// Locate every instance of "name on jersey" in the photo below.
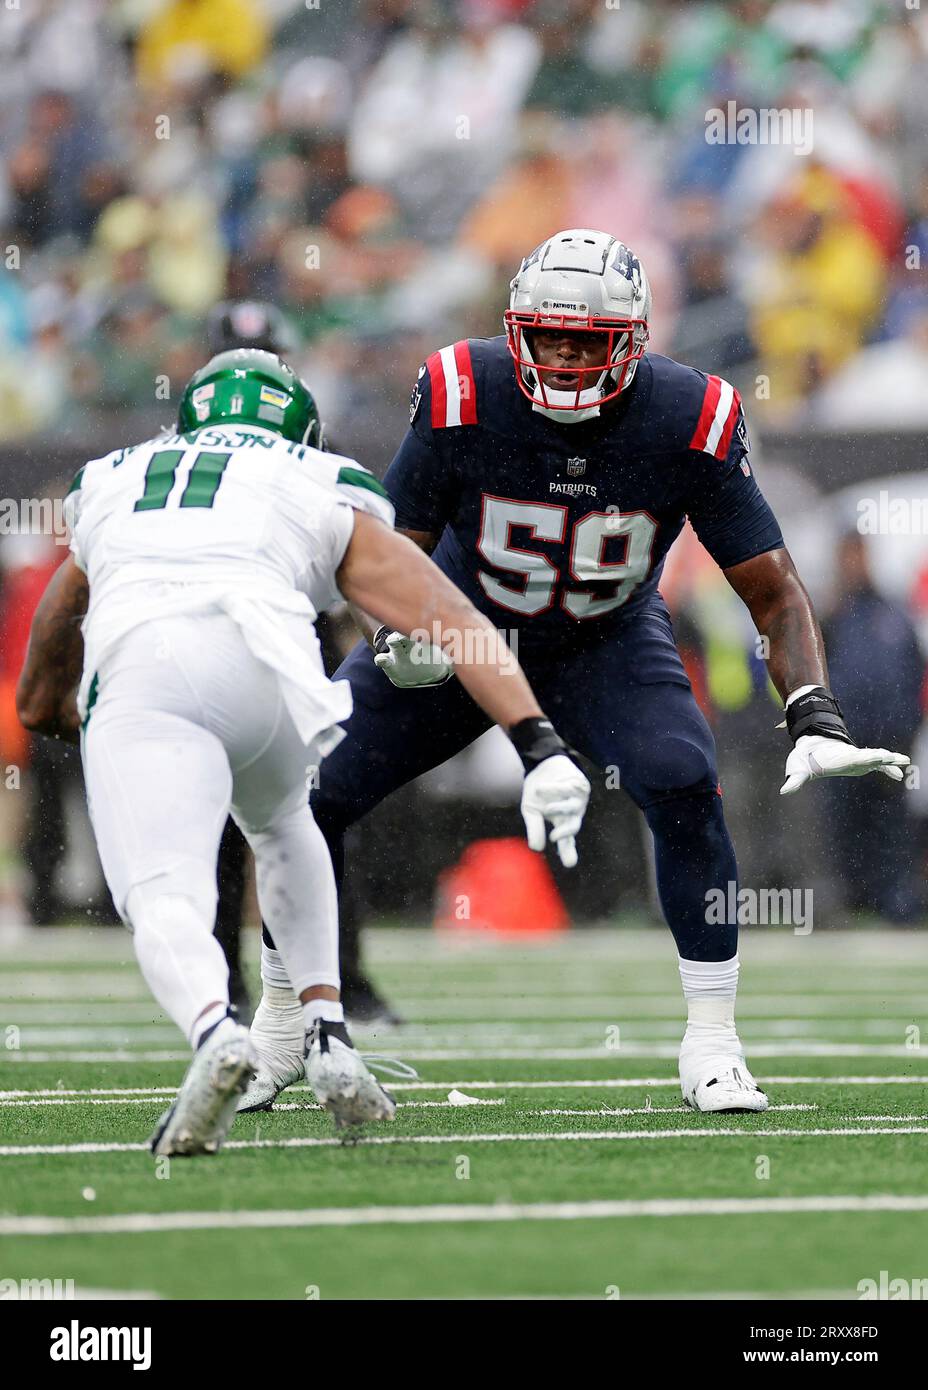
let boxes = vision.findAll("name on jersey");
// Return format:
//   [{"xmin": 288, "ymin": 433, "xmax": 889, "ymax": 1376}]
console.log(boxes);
[{"xmin": 549, "ymin": 481, "xmax": 597, "ymax": 497}]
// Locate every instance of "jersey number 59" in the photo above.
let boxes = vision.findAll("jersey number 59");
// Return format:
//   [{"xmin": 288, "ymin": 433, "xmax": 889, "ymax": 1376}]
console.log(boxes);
[{"xmin": 476, "ymin": 496, "xmax": 657, "ymax": 621}]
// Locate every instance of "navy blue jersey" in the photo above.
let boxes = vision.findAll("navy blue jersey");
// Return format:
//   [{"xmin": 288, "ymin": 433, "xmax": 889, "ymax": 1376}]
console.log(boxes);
[{"xmin": 385, "ymin": 336, "xmax": 783, "ymax": 646}]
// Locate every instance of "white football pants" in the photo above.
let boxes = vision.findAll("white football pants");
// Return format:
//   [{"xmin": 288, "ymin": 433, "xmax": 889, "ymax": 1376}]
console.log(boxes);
[{"xmin": 81, "ymin": 612, "xmax": 340, "ymax": 1045}]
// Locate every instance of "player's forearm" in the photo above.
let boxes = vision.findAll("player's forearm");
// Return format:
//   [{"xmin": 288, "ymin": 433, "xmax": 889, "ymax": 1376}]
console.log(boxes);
[
  {"xmin": 346, "ymin": 602, "xmax": 383, "ymax": 647},
  {"xmin": 339, "ymin": 514, "xmax": 542, "ymax": 728},
  {"xmin": 759, "ymin": 582, "xmax": 828, "ymax": 701},
  {"xmin": 16, "ymin": 558, "xmax": 88, "ymax": 743},
  {"xmin": 347, "ymin": 528, "xmax": 439, "ymax": 647},
  {"xmin": 369, "ymin": 569, "xmax": 542, "ymax": 728},
  {"xmin": 725, "ymin": 547, "xmax": 828, "ymax": 701},
  {"xmin": 436, "ymin": 603, "xmax": 543, "ymax": 729}
]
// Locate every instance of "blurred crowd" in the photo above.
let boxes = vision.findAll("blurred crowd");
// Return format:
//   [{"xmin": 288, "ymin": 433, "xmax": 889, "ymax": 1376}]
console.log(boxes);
[
  {"xmin": 1, "ymin": 0, "xmax": 927, "ymax": 932},
  {"xmin": 1, "ymin": 0, "xmax": 928, "ymax": 444}
]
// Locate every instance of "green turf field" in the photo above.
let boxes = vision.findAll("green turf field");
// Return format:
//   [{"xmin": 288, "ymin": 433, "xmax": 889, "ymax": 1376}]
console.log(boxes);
[{"xmin": 1, "ymin": 925, "xmax": 927, "ymax": 1301}]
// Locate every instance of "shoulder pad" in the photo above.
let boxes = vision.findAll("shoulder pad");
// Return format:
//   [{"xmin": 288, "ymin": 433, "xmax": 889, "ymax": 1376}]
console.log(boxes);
[
  {"xmin": 688, "ymin": 375, "xmax": 743, "ymax": 460},
  {"xmin": 423, "ymin": 341, "xmax": 479, "ymax": 429}
]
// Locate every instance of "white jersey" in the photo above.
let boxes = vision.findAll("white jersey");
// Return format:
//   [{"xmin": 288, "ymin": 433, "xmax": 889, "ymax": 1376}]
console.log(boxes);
[{"xmin": 65, "ymin": 424, "xmax": 394, "ymax": 748}]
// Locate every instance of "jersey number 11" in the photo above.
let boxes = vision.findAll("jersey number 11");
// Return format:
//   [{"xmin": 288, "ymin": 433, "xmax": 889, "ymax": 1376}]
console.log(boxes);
[{"xmin": 134, "ymin": 449, "xmax": 231, "ymax": 513}]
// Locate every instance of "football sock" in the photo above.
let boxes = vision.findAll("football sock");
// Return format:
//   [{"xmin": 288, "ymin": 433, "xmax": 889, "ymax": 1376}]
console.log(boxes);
[
  {"xmin": 303, "ymin": 998, "xmax": 345, "ymax": 1028},
  {"xmin": 644, "ymin": 787, "xmax": 738, "ymax": 960},
  {"xmin": 261, "ymin": 941, "xmax": 296, "ymax": 997},
  {"xmin": 679, "ymin": 955, "xmax": 741, "ymax": 1050},
  {"xmin": 193, "ymin": 1005, "xmax": 236, "ymax": 1050}
]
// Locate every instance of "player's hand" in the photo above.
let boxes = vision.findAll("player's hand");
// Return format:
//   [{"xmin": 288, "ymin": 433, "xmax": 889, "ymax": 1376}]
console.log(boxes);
[
  {"xmin": 780, "ymin": 734, "xmax": 910, "ymax": 796},
  {"xmin": 373, "ymin": 627, "xmax": 453, "ymax": 688},
  {"xmin": 521, "ymin": 753, "xmax": 591, "ymax": 868}
]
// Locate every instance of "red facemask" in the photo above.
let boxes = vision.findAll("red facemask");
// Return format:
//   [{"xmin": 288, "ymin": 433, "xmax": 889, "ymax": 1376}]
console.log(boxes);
[{"xmin": 504, "ymin": 310, "xmax": 649, "ymax": 412}]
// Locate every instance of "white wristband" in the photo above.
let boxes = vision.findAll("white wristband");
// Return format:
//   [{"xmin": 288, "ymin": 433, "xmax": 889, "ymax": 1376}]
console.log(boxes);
[{"xmin": 785, "ymin": 683, "xmax": 820, "ymax": 708}]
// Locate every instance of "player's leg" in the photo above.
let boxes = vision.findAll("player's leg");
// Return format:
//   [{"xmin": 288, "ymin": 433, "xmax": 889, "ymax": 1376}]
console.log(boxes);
[
  {"xmin": 215, "ymin": 819, "xmax": 252, "ymax": 1020},
  {"xmin": 80, "ymin": 647, "xmax": 257, "ymax": 1156},
  {"xmin": 536, "ymin": 612, "xmax": 766, "ymax": 1113},
  {"xmin": 228, "ymin": 663, "xmax": 399, "ymax": 1129},
  {"xmin": 249, "ymin": 637, "xmax": 493, "ymax": 1097}
]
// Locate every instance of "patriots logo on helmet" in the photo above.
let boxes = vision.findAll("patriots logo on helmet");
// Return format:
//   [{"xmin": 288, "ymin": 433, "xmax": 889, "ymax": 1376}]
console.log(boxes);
[{"xmin": 612, "ymin": 243, "xmax": 644, "ymax": 292}]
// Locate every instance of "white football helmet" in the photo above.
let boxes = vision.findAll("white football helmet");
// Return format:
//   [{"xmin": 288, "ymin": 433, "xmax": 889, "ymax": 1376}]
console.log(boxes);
[{"xmin": 505, "ymin": 228, "xmax": 651, "ymax": 423}]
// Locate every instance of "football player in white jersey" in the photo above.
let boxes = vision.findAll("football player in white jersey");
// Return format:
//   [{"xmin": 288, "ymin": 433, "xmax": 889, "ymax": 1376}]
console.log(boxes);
[{"xmin": 17, "ymin": 349, "xmax": 591, "ymax": 1157}]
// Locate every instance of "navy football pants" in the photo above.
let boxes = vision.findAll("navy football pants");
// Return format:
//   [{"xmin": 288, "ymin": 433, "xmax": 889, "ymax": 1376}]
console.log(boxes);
[{"xmin": 303, "ymin": 606, "xmax": 739, "ymax": 962}]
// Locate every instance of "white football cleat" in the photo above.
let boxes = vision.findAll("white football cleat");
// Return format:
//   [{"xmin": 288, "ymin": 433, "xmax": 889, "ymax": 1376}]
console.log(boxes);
[
  {"xmin": 306, "ymin": 1019, "xmax": 397, "ymax": 1131},
  {"xmin": 151, "ymin": 1020, "xmax": 257, "ymax": 1157},
  {"xmin": 237, "ymin": 988, "xmax": 305, "ymax": 1113},
  {"xmin": 679, "ymin": 1029, "xmax": 769, "ymax": 1113}
]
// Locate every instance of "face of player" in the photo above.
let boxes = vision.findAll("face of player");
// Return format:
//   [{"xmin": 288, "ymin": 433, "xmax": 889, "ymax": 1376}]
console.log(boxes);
[{"xmin": 528, "ymin": 329, "xmax": 611, "ymax": 392}]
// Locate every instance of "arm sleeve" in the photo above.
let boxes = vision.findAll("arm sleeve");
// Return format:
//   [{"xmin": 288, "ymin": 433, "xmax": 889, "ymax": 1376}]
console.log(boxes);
[
  {"xmin": 383, "ymin": 366, "xmax": 459, "ymax": 533},
  {"xmin": 683, "ymin": 404, "xmax": 784, "ymax": 570}
]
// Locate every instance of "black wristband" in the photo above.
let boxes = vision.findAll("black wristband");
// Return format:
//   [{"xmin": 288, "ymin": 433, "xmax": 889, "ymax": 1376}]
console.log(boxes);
[
  {"xmin": 372, "ymin": 625, "xmax": 391, "ymax": 655},
  {"xmin": 784, "ymin": 687, "xmax": 854, "ymax": 746},
  {"xmin": 508, "ymin": 716, "xmax": 571, "ymax": 772}
]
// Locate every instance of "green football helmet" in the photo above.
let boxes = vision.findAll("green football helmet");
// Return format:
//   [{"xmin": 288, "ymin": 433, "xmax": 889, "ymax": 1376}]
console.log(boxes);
[{"xmin": 177, "ymin": 349, "xmax": 324, "ymax": 447}]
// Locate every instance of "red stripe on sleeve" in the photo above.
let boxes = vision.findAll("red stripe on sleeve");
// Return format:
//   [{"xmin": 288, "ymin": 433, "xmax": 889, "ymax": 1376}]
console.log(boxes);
[
  {"xmin": 427, "ymin": 351, "xmax": 447, "ymax": 428},
  {"xmin": 453, "ymin": 340, "xmax": 478, "ymax": 425},
  {"xmin": 689, "ymin": 374, "xmax": 721, "ymax": 452},
  {"xmin": 714, "ymin": 389, "xmax": 742, "ymax": 460}
]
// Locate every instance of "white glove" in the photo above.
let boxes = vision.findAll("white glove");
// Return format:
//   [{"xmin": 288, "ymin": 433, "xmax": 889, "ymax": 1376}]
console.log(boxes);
[
  {"xmin": 521, "ymin": 753, "xmax": 591, "ymax": 868},
  {"xmin": 780, "ymin": 734, "xmax": 910, "ymax": 796},
  {"xmin": 373, "ymin": 629, "xmax": 453, "ymax": 689}
]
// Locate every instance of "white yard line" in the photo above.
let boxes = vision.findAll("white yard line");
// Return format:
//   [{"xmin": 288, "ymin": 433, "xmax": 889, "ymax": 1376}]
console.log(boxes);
[
  {"xmin": 0, "ymin": 1086, "xmax": 181, "ymax": 1098},
  {"xmin": 2, "ymin": 1076, "xmax": 925, "ymax": 1099},
  {"xmin": 4, "ymin": 1028, "xmax": 180, "ymax": 1044},
  {"xmin": 3, "ymin": 1050, "xmax": 189, "ymax": 1063},
  {"xmin": 5, "ymin": 1043, "xmax": 926, "ymax": 1064},
  {"xmin": 2, "ymin": 1125, "xmax": 927, "ymax": 1160},
  {"xmin": 0, "ymin": 1097, "xmax": 505, "ymax": 1110},
  {"xmin": 0, "ymin": 1098, "xmax": 810, "ymax": 1114},
  {"xmin": 7, "ymin": 1016, "xmax": 903, "ymax": 1035},
  {"xmin": 2, "ymin": 924, "xmax": 924, "ymax": 964},
  {"xmin": 856, "ymin": 1115, "xmax": 922, "ymax": 1122},
  {"xmin": 3, "ymin": 1193, "xmax": 928, "ymax": 1238},
  {"xmin": 528, "ymin": 1104, "xmax": 817, "ymax": 1117}
]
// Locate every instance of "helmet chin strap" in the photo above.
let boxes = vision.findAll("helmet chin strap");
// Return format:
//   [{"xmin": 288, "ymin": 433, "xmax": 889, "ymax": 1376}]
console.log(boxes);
[
  {"xmin": 531, "ymin": 385, "xmax": 602, "ymax": 423},
  {"xmin": 529, "ymin": 368, "xmax": 609, "ymax": 424}
]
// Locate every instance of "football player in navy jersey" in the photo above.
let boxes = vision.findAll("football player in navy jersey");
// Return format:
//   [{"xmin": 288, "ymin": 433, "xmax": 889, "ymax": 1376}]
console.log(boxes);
[{"xmin": 241, "ymin": 228, "xmax": 908, "ymax": 1116}]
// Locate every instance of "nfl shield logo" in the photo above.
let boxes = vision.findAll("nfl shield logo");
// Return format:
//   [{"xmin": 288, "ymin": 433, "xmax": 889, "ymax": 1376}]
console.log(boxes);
[{"xmin": 566, "ymin": 457, "xmax": 586, "ymax": 477}]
